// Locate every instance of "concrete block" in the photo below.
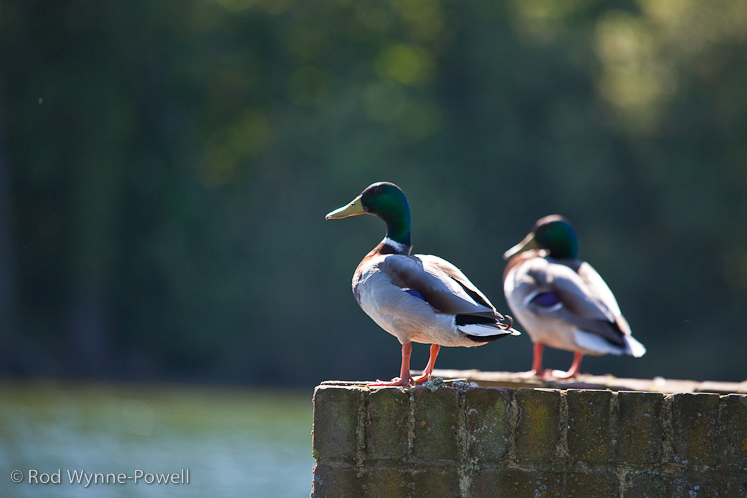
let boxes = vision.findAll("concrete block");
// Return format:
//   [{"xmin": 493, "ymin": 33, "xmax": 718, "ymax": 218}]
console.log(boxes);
[
  {"xmin": 721, "ymin": 470, "xmax": 747, "ymax": 497},
  {"xmin": 313, "ymin": 385, "xmax": 361, "ymax": 462},
  {"xmin": 355, "ymin": 467, "xmax": 459, "ymax": 498},
  {"xmin": 564, "ymin": 471, "xmax": 618, "ymax": 498},
  {"xmin": 567, "ymin": 389, "xmax": 613, "ymax": 463},
  {"xmin": 412, "ymin": 386, "xmax": 459, "ymax": 461},
  {"xmin": 721, "ymin": 394, "xmax": 747, "ymax": 468},
  {"xmin": 312, "ymin": 383, "xmax": 747, "ymax": 497},
  {"xmin": 515, "ymin": 388, "xmax": 561, "ymax": 464},
  {"xmin": 359, "ymin": 467, "xmax": 413, "ymax": 498},
  {"xmin": 616, "ymin": 391, "xmax": 663, "ymax": 465},
  {"xmin": 311, "ymin": 463, "xmax": 362, "ymax": 498},
  {"xmin": 465, "ymin": 387, "xmax": 510, "ymax": 462},
  {"xmin": 626, "ymin": 471, "xmax": 666, "ymax": 498},
  {"xmin": 471, "ymin": 469, "xmax": 564, "ymax": 498},
  {"xmin": 667, "ymin": 472, "xmax": 720, "ymax": 498},
  {"xmin": 672, "ymin": 393, "xmax": 719, "ymax": 467},
  {"xmin": 366, "ymin": 388, "xmax": 409, "ymax": 461},
  {"xmin": 410, "ymin": 466, "xmax": 460, "ymax": 498}
]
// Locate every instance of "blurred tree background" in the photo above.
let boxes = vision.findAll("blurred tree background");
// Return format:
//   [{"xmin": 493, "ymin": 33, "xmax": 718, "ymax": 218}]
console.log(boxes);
[{"xmin": 0, "ymin": 0, "xmax": 746, "ymax": 387}]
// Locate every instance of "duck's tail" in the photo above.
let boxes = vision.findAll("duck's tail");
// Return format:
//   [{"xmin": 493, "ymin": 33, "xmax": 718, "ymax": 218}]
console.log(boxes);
[
  {"xmin": 458, "ymin": 313, "xmax": 521, "ymax": 342},
  {"xmin": 573, "ymin": 330, "xmax": 646, "ymax": 357},
  {"xmin": 623, "ymin": 334, "xmax": 646, "ymax": 357}
]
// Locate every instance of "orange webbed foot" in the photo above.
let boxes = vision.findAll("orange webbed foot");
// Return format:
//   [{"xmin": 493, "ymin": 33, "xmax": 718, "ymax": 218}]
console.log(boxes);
[{"xmin": 368, "ymin": 375, "xmax": 414, "ymax": 387}]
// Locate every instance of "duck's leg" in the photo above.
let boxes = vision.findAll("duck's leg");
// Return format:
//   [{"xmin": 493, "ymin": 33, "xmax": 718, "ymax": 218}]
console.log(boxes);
[
  {"xmin": 369, "ymin": 342, "xmax": 415, "ymax": 387},
  {"xmin": 413, "ymin": 344, "xmax": 441, "ymax": 384},
  {"xmin": 511, "ymin": 342, "xmax": 546, "ymax": 378},
  {"xmin": 548, "ymin": 351, "xmax": 583, "ymax": 379}
]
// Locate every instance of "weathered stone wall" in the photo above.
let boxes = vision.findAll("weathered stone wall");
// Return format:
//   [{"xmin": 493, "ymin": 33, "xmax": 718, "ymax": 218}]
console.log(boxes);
[{"xmin": 311, "ymin": 383, "xmax": 747, "ymax": 497}]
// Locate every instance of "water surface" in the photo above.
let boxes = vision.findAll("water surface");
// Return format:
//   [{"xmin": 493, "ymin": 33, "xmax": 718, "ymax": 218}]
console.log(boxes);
[{"xmin": 0, "ymin": 381, "xmax": 314, "ymax": 497}]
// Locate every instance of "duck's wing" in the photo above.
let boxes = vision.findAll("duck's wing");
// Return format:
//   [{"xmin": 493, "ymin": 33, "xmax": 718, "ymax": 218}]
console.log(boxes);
[
  {"xmin": 576, "ymin": 262, "xmax": 631, "ymax": 335},
  {"xmin": 417, "ymin": 255, "xmax": 504, "ymax": 313},
  {"xmin": 524, "ymin": 259, "xmax": 626, "ymax": 347},
  {"xmin": 380, "ymin": 254, "xmax": 500, "ymax": 319}
]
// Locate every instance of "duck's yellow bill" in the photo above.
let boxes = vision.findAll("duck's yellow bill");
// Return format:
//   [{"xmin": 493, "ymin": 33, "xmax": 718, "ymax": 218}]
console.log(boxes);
[
  {"xmin": 503, "ymin": 232, "xmax": 539, "ymax": 259},
  {"xmin": 325, "ymin": 195, "xmax": 366, "ymax": 220}
]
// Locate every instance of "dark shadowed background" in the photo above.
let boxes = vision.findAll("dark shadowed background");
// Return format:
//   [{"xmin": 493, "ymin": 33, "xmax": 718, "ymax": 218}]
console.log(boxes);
[{"xmin": 1, "ymin": 0, "xmax": 746, "ymax": 388}]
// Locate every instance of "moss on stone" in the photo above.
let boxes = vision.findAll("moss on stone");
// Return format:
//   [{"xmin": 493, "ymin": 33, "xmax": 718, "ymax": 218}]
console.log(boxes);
[{"xmin": 515, "ymin": 388, "xmax": 560, "ymax": 463}]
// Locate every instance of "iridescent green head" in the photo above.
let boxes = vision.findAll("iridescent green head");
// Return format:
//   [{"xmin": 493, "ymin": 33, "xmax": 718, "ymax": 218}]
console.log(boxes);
[
  {"xmin": 503, "ymin": 215, "xmax": 579, "ymax": 260},
  {"xmin": 325, "ymin": 182, "xmax": 412, "ymax": 246}
]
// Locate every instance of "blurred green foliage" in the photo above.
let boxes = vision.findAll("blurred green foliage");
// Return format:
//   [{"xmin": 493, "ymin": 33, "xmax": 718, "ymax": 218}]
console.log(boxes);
[{"xmin": 0, "ymin": 0, "xmax": 746, "ymax": 385}]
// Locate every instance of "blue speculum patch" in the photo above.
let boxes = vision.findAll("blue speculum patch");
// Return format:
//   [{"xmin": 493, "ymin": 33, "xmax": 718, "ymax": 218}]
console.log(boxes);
[
  {"xmin": 405, "ymin": 289, "xmax": 426, "ymax": 301},
  {"xmin": 531, "ymin": 292, "xmax": 560, "ymax": 307}
]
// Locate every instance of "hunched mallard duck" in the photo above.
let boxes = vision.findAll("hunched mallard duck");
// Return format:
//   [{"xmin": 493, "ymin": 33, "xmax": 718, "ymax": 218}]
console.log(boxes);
[
  {"xmin": 326, "ymin": 182, "xmax": 518, "ymax": 387},
  {"xmin": 503, "ymin": 215, "xmax": 645, "ymax": 379}
]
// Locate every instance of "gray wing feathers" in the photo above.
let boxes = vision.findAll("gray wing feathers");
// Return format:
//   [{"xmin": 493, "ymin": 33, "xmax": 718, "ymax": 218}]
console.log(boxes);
[
  {"xmin": 416, "ymin": 255, "xmax": 496, "ymax": 310},
  {"xmin": 577, "ymin": 262, "xmax": 631, "ymax": 335},
  {"xmin": 381, "ymin": 254, "xmax": 497, "ymax": 318},
  {"xmin": 536, "ymin": 307, "xmax": 626, "ymax": 346},
  {"xmin": 527, "ymin": 260, "xmax": 627, "ymax": 346}
]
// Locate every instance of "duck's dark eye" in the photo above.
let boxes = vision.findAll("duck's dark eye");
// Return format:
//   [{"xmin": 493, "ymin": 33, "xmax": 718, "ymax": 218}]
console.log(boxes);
[{"xmin": 374, "ymin": 187, "xmax": 384, "ymax": 195}]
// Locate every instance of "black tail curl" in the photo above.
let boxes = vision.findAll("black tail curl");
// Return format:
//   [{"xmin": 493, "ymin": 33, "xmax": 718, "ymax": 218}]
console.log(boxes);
[
  {"xmin": 455, "ymin": 313, "xmax": 514, "ymax": 330},
  {"xmin": 497, "ymin": 314, "xmax": 513, "ymax": 331}
]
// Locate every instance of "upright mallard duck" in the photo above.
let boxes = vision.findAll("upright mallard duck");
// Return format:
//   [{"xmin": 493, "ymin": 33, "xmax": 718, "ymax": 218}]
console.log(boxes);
[
  {"xmin": 326, "ymin": 182, "xmax": 518, "ymax": 387},
  {"xmin": 503, "ymin": 215, "xmax": 645, "ymax": 379}
]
